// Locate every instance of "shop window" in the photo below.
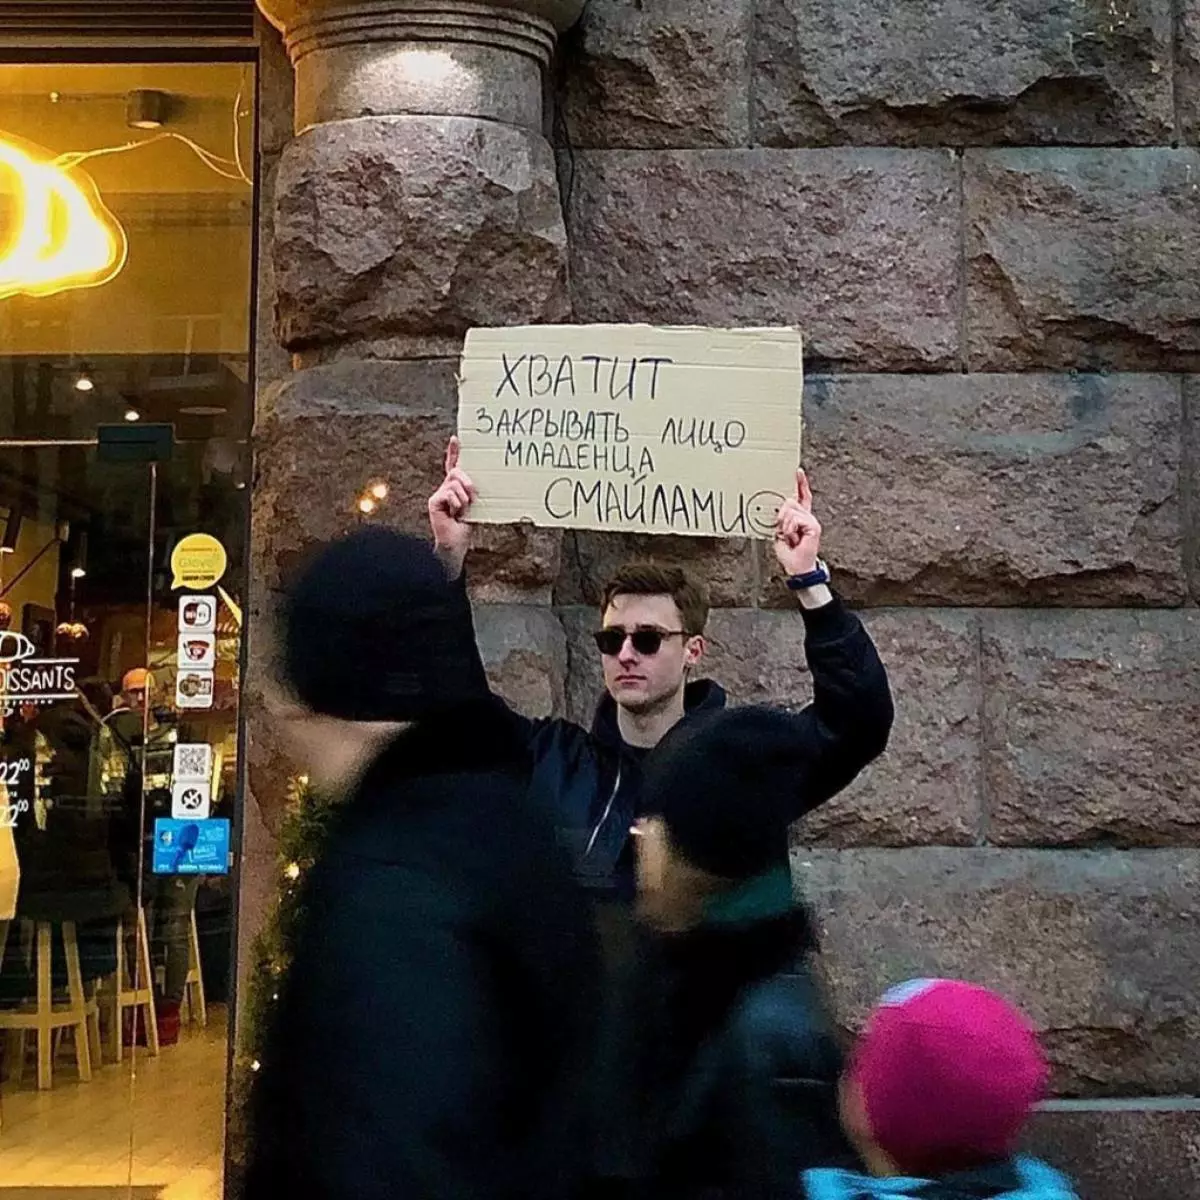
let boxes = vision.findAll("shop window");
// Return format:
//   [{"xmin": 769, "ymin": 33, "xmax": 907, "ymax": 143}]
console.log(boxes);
[{"xmin": 0, "ymin": 60, "xmax": 253, "ymax": 1200}]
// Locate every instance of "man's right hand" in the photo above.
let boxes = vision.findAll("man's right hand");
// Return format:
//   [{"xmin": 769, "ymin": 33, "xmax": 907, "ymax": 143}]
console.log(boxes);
[{"xmin": 428, "ymin": 436, "xmax": 476, "ymax": 580}]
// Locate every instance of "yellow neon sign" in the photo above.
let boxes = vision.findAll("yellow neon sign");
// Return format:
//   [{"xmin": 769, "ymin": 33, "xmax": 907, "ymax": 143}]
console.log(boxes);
[{"xmin": 0, "ymin": 135, "xmax": 127, "ymax": 301}]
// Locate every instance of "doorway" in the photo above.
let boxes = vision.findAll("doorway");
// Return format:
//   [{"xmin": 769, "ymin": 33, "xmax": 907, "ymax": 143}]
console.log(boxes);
[{"xmin": 0, "ymin": 59, "xmax": 253, "ymax": 1200}]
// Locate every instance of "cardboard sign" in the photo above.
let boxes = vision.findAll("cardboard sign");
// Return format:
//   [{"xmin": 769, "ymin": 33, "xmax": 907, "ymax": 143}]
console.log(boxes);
[{"xmin": 456, "ymin": 324, "xmax": 803, "ymax": 539}]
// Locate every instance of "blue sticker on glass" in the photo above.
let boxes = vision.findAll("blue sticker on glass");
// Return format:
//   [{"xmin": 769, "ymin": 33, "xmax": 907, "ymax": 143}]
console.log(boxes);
[{"xmin": 152, "ymin": 817, "xmax": 231, "ymax": 876}]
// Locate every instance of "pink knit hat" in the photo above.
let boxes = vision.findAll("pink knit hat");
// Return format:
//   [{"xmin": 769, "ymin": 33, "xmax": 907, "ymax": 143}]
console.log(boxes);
[{"xmin": 847, "ymin": 979, "xmax": 1050, "ymax": 1178}]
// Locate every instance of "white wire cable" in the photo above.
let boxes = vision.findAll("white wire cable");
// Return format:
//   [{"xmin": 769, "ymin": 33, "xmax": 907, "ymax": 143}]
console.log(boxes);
[{"xmin": 53, "ymin": 126, "xmax": 252, "ymax": 186}]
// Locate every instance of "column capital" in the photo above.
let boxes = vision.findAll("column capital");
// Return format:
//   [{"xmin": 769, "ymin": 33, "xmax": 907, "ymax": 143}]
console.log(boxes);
[
  {"xmin": 258, "ymin": 0, "xmax": 586, "ymax": 57},
  {"xmin": 257, "ymin": 0, "xmax": 582, "ymax": 131}
]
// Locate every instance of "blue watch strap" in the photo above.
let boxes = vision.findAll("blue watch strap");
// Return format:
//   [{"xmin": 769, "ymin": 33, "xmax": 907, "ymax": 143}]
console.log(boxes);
[{"xmin": 786, "ymin": 559, "xmax": 831, "ymax": 590}]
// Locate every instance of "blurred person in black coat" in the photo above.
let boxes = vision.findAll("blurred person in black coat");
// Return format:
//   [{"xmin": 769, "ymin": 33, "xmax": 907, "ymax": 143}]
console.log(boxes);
[
  {"xmin": 592, "ymin": 706, "xmax": 865, "ymax": 1200},
  {"xmin": 244, "ymin": 527, "xmax": 600, "ymax": 1200}
]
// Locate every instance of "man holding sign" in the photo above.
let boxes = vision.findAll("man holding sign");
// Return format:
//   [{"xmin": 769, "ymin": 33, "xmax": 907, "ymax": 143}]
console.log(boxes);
[{"xmin": 428, "ymin": 435, "xmax": 893, "ymax": 904}]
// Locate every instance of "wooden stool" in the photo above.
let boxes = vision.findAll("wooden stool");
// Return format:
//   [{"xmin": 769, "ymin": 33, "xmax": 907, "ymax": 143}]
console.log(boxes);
[
  {"xmin": 182, "ymin": 908, "xmax": 207, "ymax": 1029},
  {"xmin": 106, "ymin": 908, "xmax": 159, "ymax": 1061},
  {"xmin": 0, "ymin": 919, "xmax": 98, "ymax": 1090}
]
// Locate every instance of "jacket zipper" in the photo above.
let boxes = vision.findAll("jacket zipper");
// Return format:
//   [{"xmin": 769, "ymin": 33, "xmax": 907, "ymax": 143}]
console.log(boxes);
[{"xmin": 584, "ymin": 764, "xmax": 621, "ymax": 858}]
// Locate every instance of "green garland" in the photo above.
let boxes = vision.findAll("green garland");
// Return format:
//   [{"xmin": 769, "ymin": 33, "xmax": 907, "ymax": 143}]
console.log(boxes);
[{"xmin": 227, "ymin": 773, "xmax": 339, "ymax": 1185}]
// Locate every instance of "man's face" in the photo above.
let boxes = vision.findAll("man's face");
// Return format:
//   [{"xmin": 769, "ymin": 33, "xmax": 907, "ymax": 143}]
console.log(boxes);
[
  {"xmin": 126, "ymin": 686, "xmax": 148, "ymax": 713},
  {"xmin": 598, "ymin": 593, "xmax": 704, "ymax": 714}
]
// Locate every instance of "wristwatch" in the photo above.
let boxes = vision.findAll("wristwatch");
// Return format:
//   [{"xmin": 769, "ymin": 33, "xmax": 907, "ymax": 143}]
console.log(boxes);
[{"xmin": 785, "ymin": 559, "xmax": 832, "ymax": 590}]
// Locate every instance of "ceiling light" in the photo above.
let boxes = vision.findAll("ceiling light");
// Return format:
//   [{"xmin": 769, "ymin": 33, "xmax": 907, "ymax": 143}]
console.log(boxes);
[
  {"xmin": 71, "ymin": 566, "xmax": 86, "ymax": 579},
  {"xmin": 369, "ymin": 482, "xmax": 389, "ymax": 501},
  {"xmin": 73, "ymin": 370, "xmax": 94, "ymax": 392},
  {"xmin": 2, "ymin": 510, "xmax": 21, "ymax": 553},
  {"xmin": 357, "ymin": 497, "xmax": 377, "ymax": 515},
  {"xmin": 127, "ymin": 89, "xmax": 169, "ymax": 130},
  {"xmin": 124, "ymin": 407, "xmax": 141, "ymax": 422}
]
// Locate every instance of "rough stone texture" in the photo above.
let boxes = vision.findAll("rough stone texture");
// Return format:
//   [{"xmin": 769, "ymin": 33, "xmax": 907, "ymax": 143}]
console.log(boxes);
[
  {"xmin": 273, "ymin": 116, "xmax": 569, "ymax": 356},
  {"xmin": 753, "ymin": 0, "xmax": 1174, "ymax": 147},
  {"xmin": 560, "ymin": 605, "xmax": 605, "ymax": 726},
  {"xmin": 562, "ymin": 0, "xmax": 750, "ymax": 148},
  {"xmin": 982, "ymin": 610, "xmax": 1200, "ymax": 846},
  {"xmin": 233, "ymin": 783, "xmax": 280, "ymax": 1021},
  {"xmin": 1024, "ymin": 1105, "xmax": 1200, "ymax": 1200},
  {"xmin": 474, "ymin": 604, "xmax": 567, "ymax": 718},
  {"xmin": 256, "ymin": 157, "xmax": 292, "ymax": 391},
  {"xmin": 555, "ymin": 530, "xmax": 759, "ymax": 608},
  {"xmin": 242, "ymin": 601, "xmax": 294, "ymax": 835},
  {"xmin": 1186, "ymin": 377, "xmax": 1200, "ymax": 602},
  {"xmin": 965, "ymin": 149, "xmax": 1200, "ymax": 371},
  {"xmin": 1181, "ymin": 0, "xmax": 1200, "ymax": 144},
  {"xmin": 795, "ymin": 849, "xmax": 1200, "ymax": 1096},
  {"xmin": 793, "ymin": 610, "xmax": 982, "ymax": 847},
  {"xmin": 252, "ymin": 359, "xmax": 559, "ymax": 599},
  {"xmin": 773, "ymin": 373, "xmax": 1185, "ymax": 607},
  {"xmin": 257, "ymin": 12, "xmax": 294, "ymax": 157},
  {"xmin": 569, "ymin": 149, "xmax": 960, "ymax": 370},
  {"xmin": 560, "ymin": 606, "xmax": 980, "ymax": 845}
]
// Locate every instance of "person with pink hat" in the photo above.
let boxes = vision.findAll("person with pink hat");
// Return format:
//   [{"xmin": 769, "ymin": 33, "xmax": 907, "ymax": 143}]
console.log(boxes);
[{"xmin": 801, "ymin": 978, "xmax": 1080, "ymax": 1200}]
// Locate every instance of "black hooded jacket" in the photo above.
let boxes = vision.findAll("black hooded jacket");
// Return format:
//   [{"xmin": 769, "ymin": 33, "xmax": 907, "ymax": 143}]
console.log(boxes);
[
  {"xmin": 511, "ymin": 594, "xmax": 894, "ymax": 900},
  {"xmin": 243, "ymin": 706, "xmax": 601, "ymax": 1200},
  {"xmin": 245, "ymin": 533, "xmax": 601, "ymax": 1200},
  {"xmin": 596, "ymin": 879, "xmax": 858, "ymax": 1200}
]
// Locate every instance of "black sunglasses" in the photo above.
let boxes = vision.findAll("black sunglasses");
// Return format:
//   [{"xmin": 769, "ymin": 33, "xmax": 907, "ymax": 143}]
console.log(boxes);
[{"xmin": 593, "ymin": 628, "xmax": 687, "ymax": 657}]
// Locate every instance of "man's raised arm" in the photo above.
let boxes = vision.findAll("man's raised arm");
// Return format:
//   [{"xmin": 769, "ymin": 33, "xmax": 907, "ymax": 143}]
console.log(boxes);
[
  {"xmin": 428, "ymin": 435, "xmax": 475, "ymax": 581},
  {"xmin": 769, "ymin": 470, "xmax": 894, "ymax": 820}
]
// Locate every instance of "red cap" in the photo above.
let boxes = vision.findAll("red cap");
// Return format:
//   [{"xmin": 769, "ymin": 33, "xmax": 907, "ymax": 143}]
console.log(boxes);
[{"xmin": 848, "ymin": 979, "xmax": 1049, "ymax": 1177}]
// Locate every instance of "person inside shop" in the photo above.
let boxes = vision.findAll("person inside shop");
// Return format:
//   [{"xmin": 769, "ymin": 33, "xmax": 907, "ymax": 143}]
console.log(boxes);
[
  {"xmin": 97, "ymin": 668, "xmax": 191, "ymax": 1046},
  {"xmin": 0, "ymin": 691, "xmax": 131, "ymax": 1019},
  {"xmin": 245, "ymin": 527, "xmax": 600, "ymax": 1200},
  {"xmin": 593, "ymin": 704, "xmax": 858, "ymax": 1200}
]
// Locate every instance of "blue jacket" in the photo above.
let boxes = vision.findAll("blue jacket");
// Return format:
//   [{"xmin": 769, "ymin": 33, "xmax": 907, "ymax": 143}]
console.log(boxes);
[{"xmin": 803, "ymin": 1157, "xmax": 1080, "ymax": 1200}]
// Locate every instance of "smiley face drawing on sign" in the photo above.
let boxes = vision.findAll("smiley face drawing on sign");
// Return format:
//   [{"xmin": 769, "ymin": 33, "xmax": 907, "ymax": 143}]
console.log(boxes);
[{"xmin": 745, "ymin": 490, "xmax": 788, "ymax": 538}]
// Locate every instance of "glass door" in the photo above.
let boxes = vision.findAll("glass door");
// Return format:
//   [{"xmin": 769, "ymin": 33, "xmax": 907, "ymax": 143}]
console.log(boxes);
[{"xmin": 0, "ymin": 58, "xmax": 252, "ymax": 1200}]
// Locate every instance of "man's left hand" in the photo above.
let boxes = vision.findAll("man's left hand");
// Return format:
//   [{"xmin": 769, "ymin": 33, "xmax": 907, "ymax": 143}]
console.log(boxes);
[{"xmin": 772, "ymin": 469, "xmax": 822, "ymax": 577}]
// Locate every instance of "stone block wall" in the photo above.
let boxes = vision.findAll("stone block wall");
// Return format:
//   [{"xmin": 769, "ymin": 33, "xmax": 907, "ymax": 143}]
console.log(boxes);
[
  {"xmin": 558, "ymin": 3, "xmax": 1200, "ymax": 1191},
  {"xmin": 248, "ymin": 3, "xmax": 1199, "ymax": 1195}
]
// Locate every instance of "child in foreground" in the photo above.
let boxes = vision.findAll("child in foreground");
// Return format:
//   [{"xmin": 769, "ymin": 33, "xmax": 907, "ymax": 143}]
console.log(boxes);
[{"xmin": 802, "ymin": 979, "xmax": 1080, "ymax": 1200}]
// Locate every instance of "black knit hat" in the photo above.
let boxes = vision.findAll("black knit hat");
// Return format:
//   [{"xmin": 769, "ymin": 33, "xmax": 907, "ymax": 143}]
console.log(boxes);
[
  {"xmin": 641, "ymin": 706, "xmax": 799, "ymax": 880},
  {"xmin": 281, "ymin": 527, "xmax": 491, "ymax": 722}
]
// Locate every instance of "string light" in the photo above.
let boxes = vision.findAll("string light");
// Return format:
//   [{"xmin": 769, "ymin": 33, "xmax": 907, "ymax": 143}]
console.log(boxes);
[
  {"xmin": 284, "ymin": 862, "xmax": 301, "ymax": 881},
  {"xmin": 356, "ymin": 480, "xmax": 390, "ymax": 515}
]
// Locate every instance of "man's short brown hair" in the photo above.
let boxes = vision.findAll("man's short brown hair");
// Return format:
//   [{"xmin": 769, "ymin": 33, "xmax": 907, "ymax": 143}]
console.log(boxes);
[{"xmin": 600, "ymin": 562, "xmax": 709, "ymax": 635}]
